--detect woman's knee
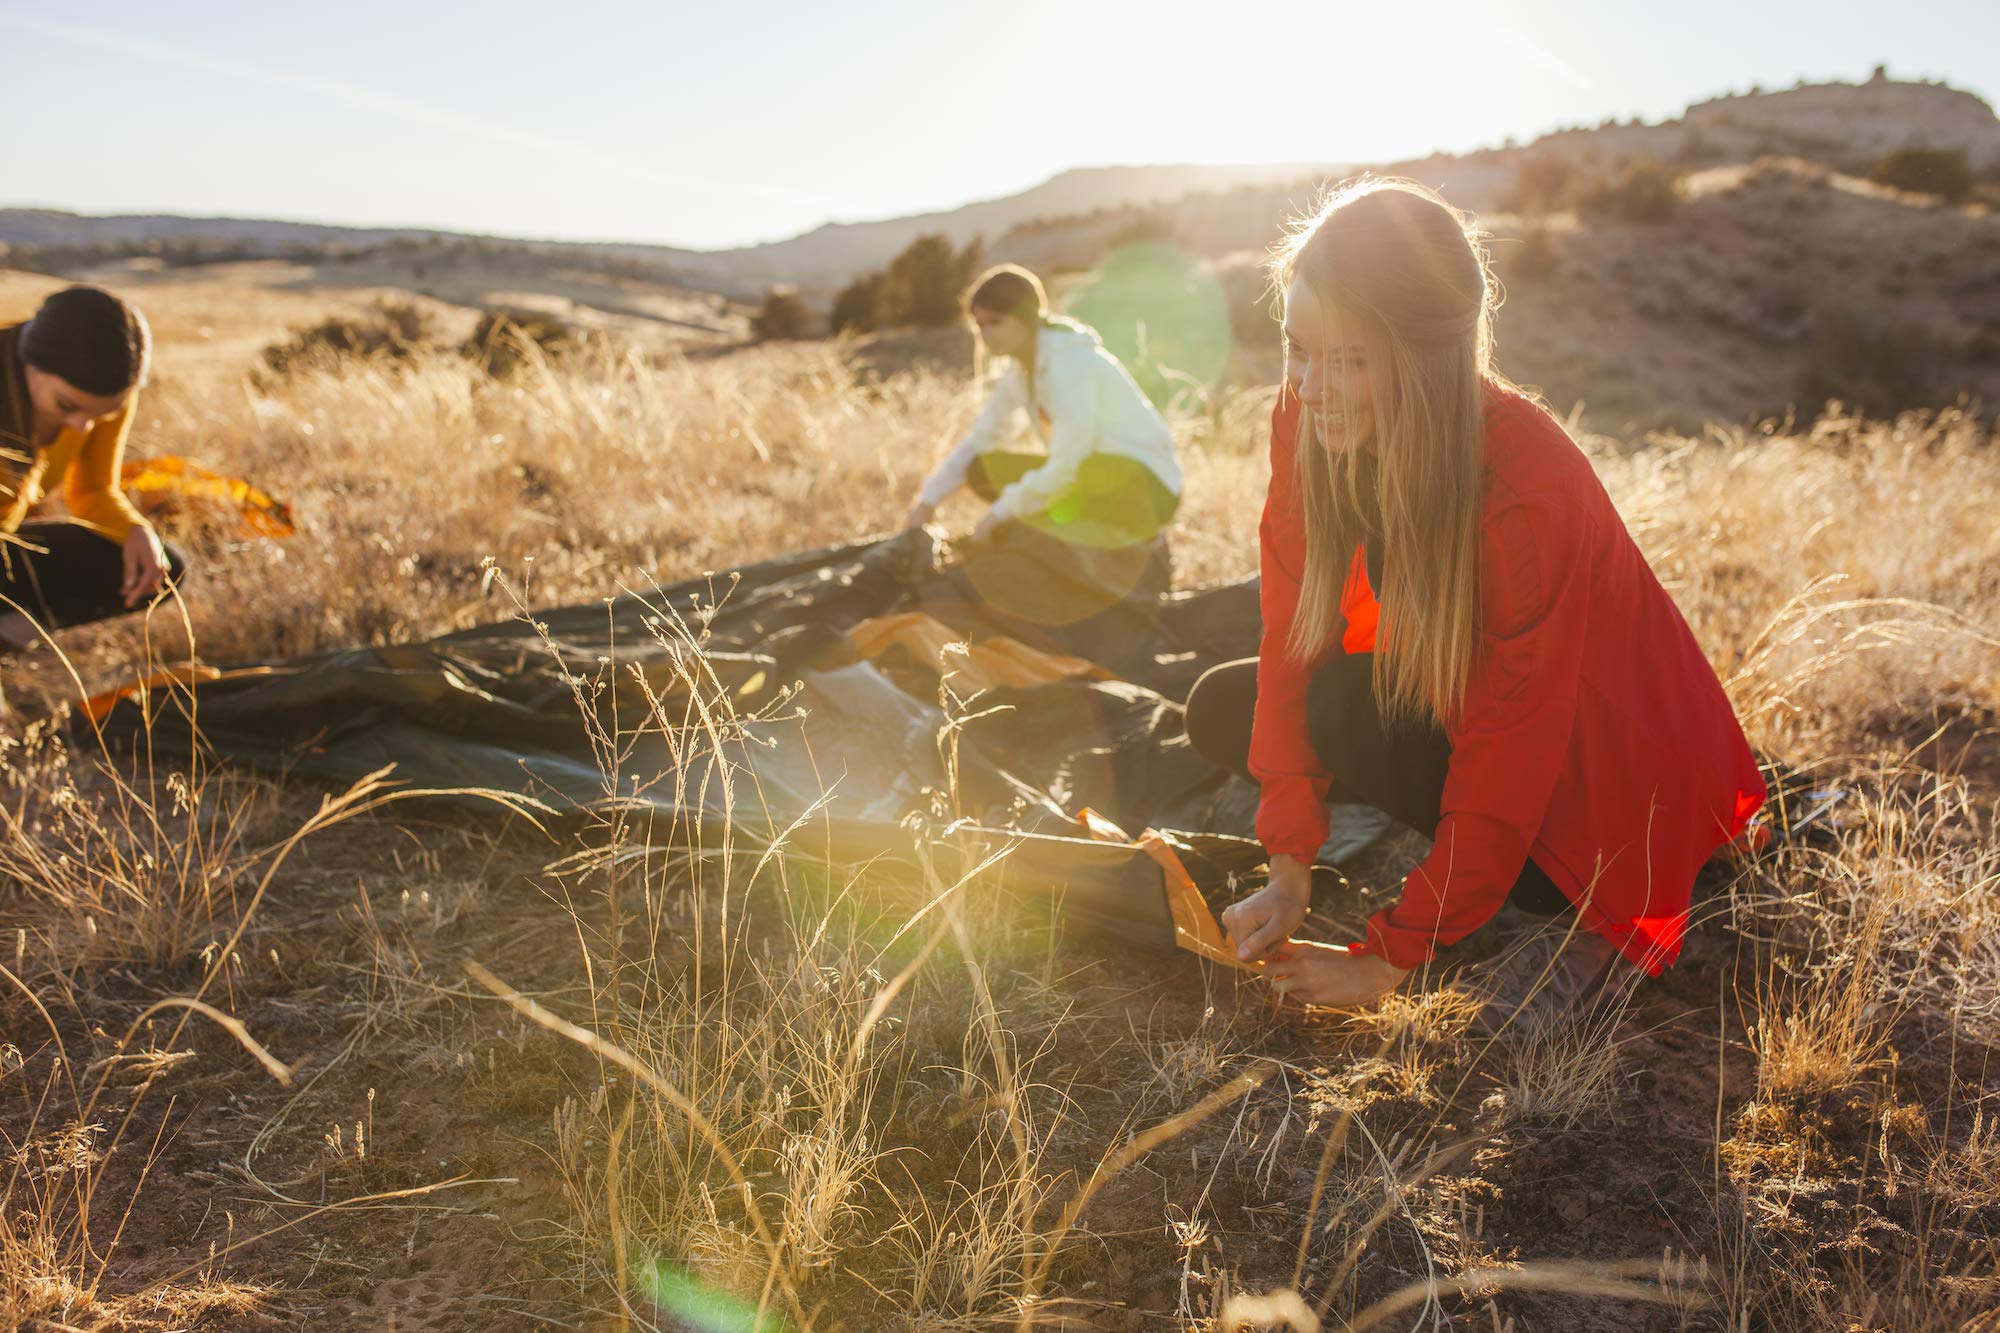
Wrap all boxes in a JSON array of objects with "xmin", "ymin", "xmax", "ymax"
[{"xmin": 1183, "ymin": 658, "xmax": 1258, "ymax": 778}]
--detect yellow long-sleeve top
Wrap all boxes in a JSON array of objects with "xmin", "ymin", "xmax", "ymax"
[{"xmin": 0, "ymin": 321, "xmax": 149, "ymax": 542}]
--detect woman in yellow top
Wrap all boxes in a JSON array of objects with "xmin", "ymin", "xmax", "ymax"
[{"xmin": 0, "ymin": 285, "xmax": 183, "ymax": 654}]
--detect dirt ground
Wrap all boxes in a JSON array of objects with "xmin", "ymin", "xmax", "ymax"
[{"xmin": 16, "ymin": 731, "xmax": 1991, "ymax": 1330}]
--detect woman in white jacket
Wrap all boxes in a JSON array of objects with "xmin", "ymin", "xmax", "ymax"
[{"xmin": 907, "ymin": 265, "xmax": 1182, "ymax": 557}]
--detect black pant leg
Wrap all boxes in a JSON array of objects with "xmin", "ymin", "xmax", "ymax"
[
  {"xmin": 1183, "ymin": 658, "xmax": 1259, "ymax": 780},
  {"xmin": 0, "ymin": 521, "xmax": 189, "ymax": 630}
]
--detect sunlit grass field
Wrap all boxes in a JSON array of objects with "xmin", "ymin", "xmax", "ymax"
[{"xmin": 4, "ymin": 267, "xmax": 1999, "ymax": 1330}]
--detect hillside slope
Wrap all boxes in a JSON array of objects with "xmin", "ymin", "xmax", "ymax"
[{"xmin": 1493, "ymin": 159, "xmax": 2000, "ymax": 429}]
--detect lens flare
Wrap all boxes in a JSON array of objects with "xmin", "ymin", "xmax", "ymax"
[
  {"xmin": 1069, "ymin": 243, "xmax": 1232, "ymax": 411},
  {"xmin": 630, "ymin": 1257, "xmax": 788, "ymax": 1332}
]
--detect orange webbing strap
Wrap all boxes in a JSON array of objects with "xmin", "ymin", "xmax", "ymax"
[
  {"xmin": 81, "ymin": 663, "xmax": 286, "ymax": 723},
  {"xmin": 1075, "ymin": 808, "xmax": 1263, "ymax": 973}
]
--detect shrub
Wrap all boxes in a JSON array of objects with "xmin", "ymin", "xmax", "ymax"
[
  {"xmin": 1576, "ymin": 159, "xmax": 1685, "ymax": 224},
  {"xmin": 1869, "ymin": 147, "xmax": 1976, "ymax": 202},
  {"xmin": 1675, "ymin": 129, "xmax": 1718, "ymax": 165},
  {"xmin": 1582, "ymin": 160, "xmax": 1685, "ymax": 223},
  {"xmin": 1960, "ymin": 325, "xmax": 2000, "ymax": 364},
  {"xmin": 1497, "ymin": 154, "xmax": 1579, "ymax": 217},
  {"xmin": 1796, "ymin": 306, "xmax": 1957, "ymax": 417},
  {"xmin": 833, "ymin": 234, "xmax": 987, "ymax": 332},
  {"xmin": 879, "ymin": 234, "xmax": 984, "ymax": 327},
  {"xmin": 752, "ymin": 287, "xmax": 816, "ymax": 341},
  {"xmin": 1512, "ymin": 225, "xmax": 1563, "ymax": 279},
  {"xmin": 1107, "ymin": 210, "xmax": 1179, "ymax": 249},
  {"xmin": 464, "ymin": 307, "xmax": 590, "ymax": 378},
  {"xmin": 1216, "ymin": 257, "xmax": 1281, "ymax": 351},
  {"xmin": 830, "ymin": 272, "xmax": 885, "ymax": 334},
  {"xmin": 260, "ymin": 298, "xmax": 436, "ymax": 376}
]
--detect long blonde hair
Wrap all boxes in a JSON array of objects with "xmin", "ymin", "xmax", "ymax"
[{"xmin": 1273, "ymin": 178, "xmax": 1500, "ymax": 727}]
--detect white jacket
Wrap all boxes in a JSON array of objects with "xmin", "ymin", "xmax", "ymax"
[{"xmin": 918, "ymin": 324, "xmax": 1181, "ymax": 522}]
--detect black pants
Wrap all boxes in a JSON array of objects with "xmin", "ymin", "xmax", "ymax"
[
  {"xmin": 1183, "ymin": 653, "xmax": 1570, "ymax": 915},
  {"xmin": 0, "ymin": 521, "xmax": 190, "ymax": 632}
]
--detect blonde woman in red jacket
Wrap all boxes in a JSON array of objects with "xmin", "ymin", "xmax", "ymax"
[{"xmin": 1183, "ymin": 180, "xmax": 1764, "ymax": 1014}]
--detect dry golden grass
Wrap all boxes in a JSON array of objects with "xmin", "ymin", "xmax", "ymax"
[{"xmin": 2, "ymin": 275, "xmax": 1999, "ymax": 1329}]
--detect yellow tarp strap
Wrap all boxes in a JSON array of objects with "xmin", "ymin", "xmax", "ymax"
[
  {"xmin": 847, "ymin": 611, "xmax": 1110, "ymax": 694},
  {"xmin": 1075, "ymin": 807, "xmax": 1262, "ymax": 973},
  {"xmin": 121, "ymin": 456, "xmax": 297, "ymax": 538}
]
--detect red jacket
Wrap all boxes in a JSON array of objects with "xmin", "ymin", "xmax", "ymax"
[{"xmin": 1250, "ymin": 385, "xmax": 1764, "ymax": 973}]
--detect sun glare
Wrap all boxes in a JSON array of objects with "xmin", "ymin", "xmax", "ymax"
[{"xmin": 1043, "ymin": 0, "xmax": 1544, "ymax": 168}]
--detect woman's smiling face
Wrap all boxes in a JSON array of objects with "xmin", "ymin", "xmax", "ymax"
[{"xmin": 1283, "ymin": 277, "xmax": 1377, "ymax": 454}]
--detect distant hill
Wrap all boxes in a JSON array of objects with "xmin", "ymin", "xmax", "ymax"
[
  {"xmin": 986, "ymin": 73, "xmax": 2000, "ymax": 276},
  {"xmin": 0, "ymin": 210, "xmax": 451, "ymax": 251},
  {"xmin": 4, "ymin": 73, "xmax": 1994, "ymax": 302},
  {"xmin": 1, "ymin": 164, "xmax": 1336, "ymax": 300},
  {"xmin": 649, "ymin": 163, "xmax": 1344, "ymax": 291},
  {"xmin": 1682, "ymin": 71, "xmax": 2000, "ymax": 167}
]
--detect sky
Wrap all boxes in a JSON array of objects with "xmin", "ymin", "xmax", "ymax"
[{"xmin": 2, "ymin": 1, "xmax": 1995, "ymax": 251}]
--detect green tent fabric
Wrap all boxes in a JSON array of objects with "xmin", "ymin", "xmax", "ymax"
[{"xmin": 97, "ymin": 529, "xmax": 1390, "ymax": 952}]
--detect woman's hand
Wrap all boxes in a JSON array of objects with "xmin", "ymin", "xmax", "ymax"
[
  {"xmin": 121, "ymin": 526, "xmax": 167, "ymax": 606},
  {"xmin": 1221, "ymin": 854, "xmax": 1313, "ymax": 963},
  {"xmin": 904, "ymin": 501, "xmax": 936, "ymax": 530},
  {"xmin": 1265, "ymin": 940, "xmax": 1409, "ymax": 1008}
]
